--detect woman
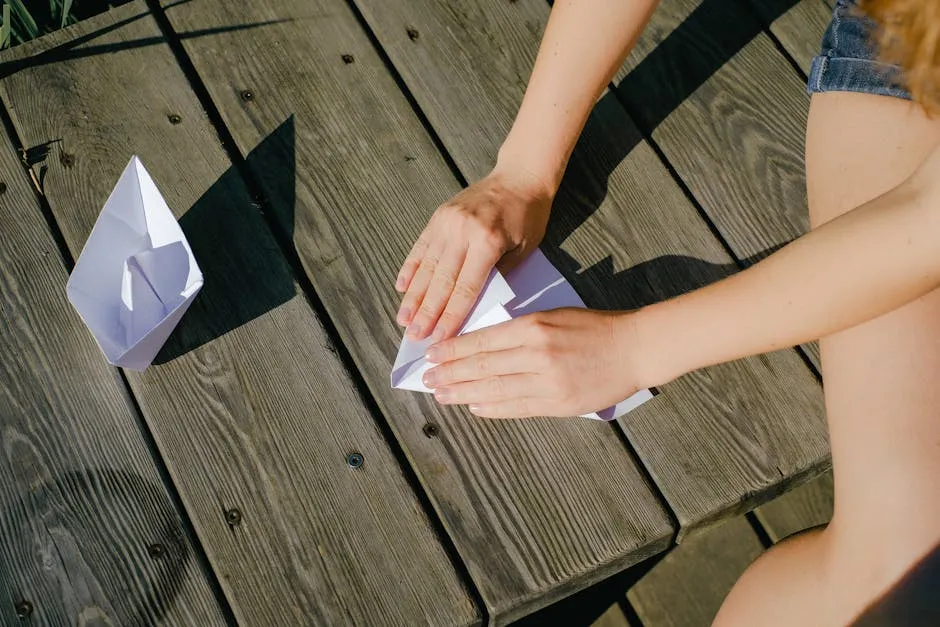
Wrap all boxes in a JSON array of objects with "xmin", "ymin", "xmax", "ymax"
[{"xmin": 395, "ymin": 0, "xmax": 940, "ymax": 623}]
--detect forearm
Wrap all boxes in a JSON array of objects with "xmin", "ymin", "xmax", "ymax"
[
  {"xmin": 632, "ymin": 151, "xmax": 940, "ymax": 387},
  {"xmin": 496, "ymin": 0, "xmax": 660, "ymax": 193}
]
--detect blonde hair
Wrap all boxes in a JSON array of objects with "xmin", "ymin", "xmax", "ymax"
[{"xmin": 862, "ymin": 0, "xmax": 940, "ymax": 111}]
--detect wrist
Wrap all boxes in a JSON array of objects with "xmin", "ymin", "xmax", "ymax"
[
  {"xmin": 615, "ymin": 304, "xmax": 687, "ymax": 390},
  {"xmin": 496, "ymin": 134, "xmax": 566, "ymax": 198}
]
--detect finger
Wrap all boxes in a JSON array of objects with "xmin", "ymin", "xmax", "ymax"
[
  {"xmin": 430, "ymin": 246, "xmax": 502, "ymax": 342},
  {"xmin": 423, "ymin": 347, "xmax": 531, "ymax": 388},
  {"xmin": 396, "ymin": 226, "xmax": 432, "ymax": 293},
  {"xmin": 397, "ymin": 240, "xmax": 444, "ymax": 326},
  {"xmin": 470, "ymin": 397, "xmax": 553, "ymax": 419},
  {"xmin": 433, "ymin": 373, "xmax": 540, "ymax": 406},
  {"xmin": 426, "ymin": 318, "xmax": 527, "ymax": 363},
  {"xmin": 406, "ymin": 247, "xmax": 467, "ymax": 340}
]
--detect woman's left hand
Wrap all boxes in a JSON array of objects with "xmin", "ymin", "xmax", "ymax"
[{"xmin": 422, "ymin": 308, "xmax": 646, "ymax": 418}]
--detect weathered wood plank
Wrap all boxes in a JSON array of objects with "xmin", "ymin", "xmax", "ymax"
[
  {"xmin": 614, "ymin": 0, "xmax": 822, "ymax": 369},
  {"xmin": 628, "ymin": 517, "xmax": 764, "ymax": 627},
  {"xmin": 157, "ymin": 0, "xmax": 677, "ymax": 621},
  {"xmin": 0, "ymin": 4, "xmax": 479, "ymax": 625},
  {"xmin": 345, "ymin": 0, "xmax": 827, "ymax": 537},
  {"xmin": 0, "ymin": 109, "xmax": 226, "ymax": 624},
  {"xmin": 591, "ymin": 604, "xmax": 634, "ymax": 627},
  {"xmin": 754, "ymin": 469, "xmax": 834, "ymax": 542},
  {"xmin": 750, "ymin": 0, "xmax": 832, "ymax": 74}
]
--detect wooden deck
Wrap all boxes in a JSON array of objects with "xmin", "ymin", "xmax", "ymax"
[{"xmin": 0, "ymin": 0, "xmax": 834, "ymax": 624}]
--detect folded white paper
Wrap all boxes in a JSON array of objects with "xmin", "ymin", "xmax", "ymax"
[
  {"xmin": 67, "ymin": 156, "xmax": 203, "ymax": 371},
  {"xmin": 391, "ymin": 250, "xmax": 654, "ymax": 420}
]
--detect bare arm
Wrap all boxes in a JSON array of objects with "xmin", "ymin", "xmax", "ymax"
[
  {"xmin": 635, "ymin": 144, "xmax": 940, "ymax": 387},
  {"xmin": 397, "ymin": 0, "xmax": 661, "ymax": 342},
  {"xmin": 496, "ymin": 0, "xmax": 662, "ymax": 192}
]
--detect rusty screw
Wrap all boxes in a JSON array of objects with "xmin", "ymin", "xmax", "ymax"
[
  {"xmin": 240, "ymin": 89, "xmax": 254, "ymax": 102},
  {"xmin": 346, "ymin": 452, "xmax": 364, "ymax": 469},
  {"xmin": 14, "ymin": 600, "xmax": 32, "ymax": 620},
  {"xmin": 341, "ymin": 54, "xmax": 355, "ymax": 64},
  {"xmin": 147, "ymin": 543, "xmax": 165, "ymax": 559},
  {"xmin": 422, "ymin": 423, "xmax": 439, "ymax": 438},
  {"xmin": 406, "ymin": 27, "xmax": 419, "ymax": 41},
  {"xmin": 167, "ymin": 113, "xmax": 182, "ymax": 125},
  {"xmin": 225, "ymin": 508, "xmax": 243, "ymax": 527}
]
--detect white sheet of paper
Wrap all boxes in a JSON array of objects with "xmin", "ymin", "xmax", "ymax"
[
  {"xmin": 391, "ymin": 249, "xmax": 654, "ymax": 420},
  {"xmin": 67, "ymin": 156, "xmax": 203, "ymax": 371}
]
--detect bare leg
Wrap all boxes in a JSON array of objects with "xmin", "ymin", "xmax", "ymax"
[{"xmin": 714, "ymin": 92, "xmax": 940, "ymax": 626}]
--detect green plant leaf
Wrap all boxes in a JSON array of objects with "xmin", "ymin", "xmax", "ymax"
[
  {"xmin": 1, "ymin": 4, "xmax": 11, "ymax": 50},
  {"xmin": 6, "ymin": 0, "xmax": 39, "ymax": 40},
  {"xmin": 60, "ymin": 0, "xmax": 73, "ymax": 29}
]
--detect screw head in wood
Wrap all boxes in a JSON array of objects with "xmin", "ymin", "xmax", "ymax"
[
  {"xmin": 14, "ymin": 600, "xmax": 32, "ymax": 619},
  {"xmin": 422, "ymin": 423, "xmax": 439, "ymax": 438},
  {"xmin": 147, "ymin": 543, "xmax": 165, "ymax": 559},
  {"xmin": 346, "ymin": 453, "xmax": 364, "ymax": 468},
  {"xmin": 167, "ymin": 113, "xmax": 182, "ymax": 125},
  {"xmin": 406, "ymin": 27, "xmax": 419, "ymax": 41},
  {"xmin": 341, "ymin": 54, "xmax": 355, "ymax": 64},
  {"xmin": 225, "ymin": 508, "xmax": 243, "ymax": 527},
  {"xmin": 240, "ymin": 89, "xmax": 254, "ymax": 102}
]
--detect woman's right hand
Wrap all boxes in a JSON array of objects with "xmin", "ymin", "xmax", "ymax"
[{"xmin": 396, "ymin": 165, "xmax": 554, "ymax": 342}]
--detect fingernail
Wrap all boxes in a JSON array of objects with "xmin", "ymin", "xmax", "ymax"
[
  {"xmin": 425, "ymin": 346, "xmax": 440, "ymax": 363},
  {"xmin": 395, "ymin": 277, "xmax": 406, "ymax": 291},
  {"xmin": 469, "ymin": 404, "xmax": 482, "ymax": 414},
  {"xmin": 434, "ymin": 387, "xmax": 451, "ymax": 403},
  {"xmin": 397, "ymin": 307, "xmax": 412, "ymax": 325},
  {"xmin": 423, "ymin": 369, "xmax": 438, "ymax": 388},
  {"xmin": 406, "ymin": 323, "xmax": 423, "ymax": 339}
]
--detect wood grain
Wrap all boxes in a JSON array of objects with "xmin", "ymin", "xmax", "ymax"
[
  {"xmin": 615, "ymin": 0, "xmax": 823, "ymax": 369},
  {"xmin": 157, "ymin": 0, "xmax": 678, "ymax": 622},
  {"xmin": 0, "ymin": 104, "xmax": 225, "ymax": 624},
  {"xmin": 346, "ymin": 0, "xmax": 827, "ymax": 539},
  {"xmin": 0, "ymin": 4, "xmax": 478, "ymax": 625},
  {"xmin": 628, "ymin": 517, "xmax": 764, "ymax": 627},
  {"xmin": 750, "ymin": 0, "xmax": 833, "ymax": 74},
  {"xmin": 754, "ymin": 469, "xmax": 834, "ymax": 542},
  {"xmin": 591, "ymin": 604, "xmax": 634, "ymax": 627}
]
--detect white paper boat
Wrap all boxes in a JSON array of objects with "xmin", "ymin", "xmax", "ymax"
[{"xmin": 67, "ymin": 156, "xmax": 203, "ymax": 371}]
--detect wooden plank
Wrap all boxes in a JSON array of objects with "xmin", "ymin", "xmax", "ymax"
[
  {"xmin": 344, "ymin": 0, "xmax": 827, "ymax": 537},
  {"xmin": 592, "ymin": 604, "xmax": 634, "ymax": 627},
  {"xmin": 614, "ymin": 0, "xmax": 822, "ymax": 369},
  {"xmin": 750, "ymin": 0, "xmax": 832, "ymax": 75},
  {"xmin": 754, "ymin": 469, "xmax": 833, "ymax": 542},
  {"xmin": 627, "ymin": 517, "xmax": 764, "ymax": 627},
  {"xmin": 0, "ymin": 111, "xmax": 225, "ymax": 623},
  {"xmin": 157, "ymin": 0, "xmax": 677, "ymax": 622},
  {"xmin": 0, "ymin": 5, "xmax": 479, "ymax": 626}
]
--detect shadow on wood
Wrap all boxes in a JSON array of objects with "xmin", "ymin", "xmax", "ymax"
[
  {"xmin": 0, "ymin": 468, "xmax": 193, "ymax": 624},
  {"xmin": 155, "ymin": 116, "xmax": 297, "ymax": 364},
  {"xmin": 508, "ymin": 552, "xmax": 666, "ymax": 627},
  {"xmin": 615, "ymin": 0, "xmax": 802, "ymax": 134},
  {"xmin": 541, "ymin": 95, "xmax": 786, "ymax": 313}
]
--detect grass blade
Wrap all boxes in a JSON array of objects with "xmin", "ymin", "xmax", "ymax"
[
  {"xmin": 1, "ymin": 4, "xmax": 10, "ymax": 49},
  {"xmin": 6, "ymin": 0, "xmax": 39, "ymax": 40},
  {"xmin": 60, "ymin": 0, "xmax": 73, "ymax": 29}
]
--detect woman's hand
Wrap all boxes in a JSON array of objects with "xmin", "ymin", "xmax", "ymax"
[
  {"xmin": 396, "ymin": 165, "xmax": 553, "ymax": 342},
  {"xmin": 421, "ymin": 308, "xmax": 649, "ymax": 418}
]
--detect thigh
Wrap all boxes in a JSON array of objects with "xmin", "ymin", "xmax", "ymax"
[
  {"xmin": 716, "ymin": 92, "xmax": 940, "ymax": 627},
  {"xmin": 806, "ymin": 91, "xmax": 940, "ymax": 553}
]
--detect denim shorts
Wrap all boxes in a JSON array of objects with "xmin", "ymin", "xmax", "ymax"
[{"xmin": 807, "ymin": 0, "xmax": 911, "ymax": 100}]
